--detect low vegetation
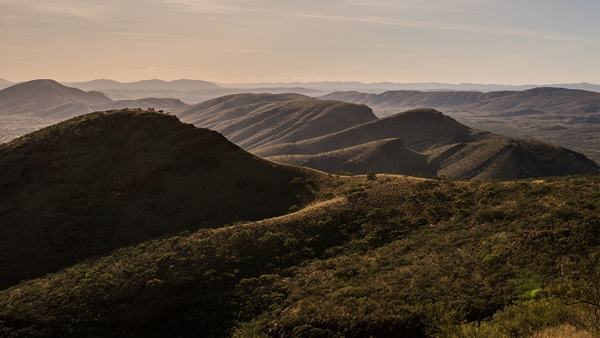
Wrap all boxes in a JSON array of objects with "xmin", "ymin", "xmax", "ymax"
[
  {"xmin": 0, "ymin": 110, "xmax": 322, "ymax": 289},
  {"xmin": 1, "ymin": 173, "xmax": 598, "ymax": 337}
]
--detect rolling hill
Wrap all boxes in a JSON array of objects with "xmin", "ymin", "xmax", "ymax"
[
  {"xmin": 223, "ymin": 81, "xmax": 600, "ymax": 92},
  {"xmin": 259, "ymin": 110, "xmax": 599, "ymax": 179},
  {"xmin": 176, "ymin": 93, "xmax": 378, "ymax": 149},
  {"xmin": 321, "ymin": 88, "xmax": 600, "ymax": 164},
  {"xmin": 2, "ymin": 86, "xmax": 598, "ymax": 181},
  {"xmin": 255, "ymin": 108, "xmax": 482, "ymax": 156},
  {"xmin": 174, "ymin": 96, "xmax": 599, "ymax": 179},
  {"xmin": 0, "ymin": 80, "xmax": 188, "ymax": 120},
  {"xmin": 0, "ymin": 79, "xmax": 113, "ymax": 118},
  {"xmin": 0, "ymin": 110, "xmax": 323, "ymax": 289}
]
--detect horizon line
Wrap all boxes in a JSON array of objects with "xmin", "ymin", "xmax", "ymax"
[{"xmin": 1, "ymin": 78, "xmax": 598, "ymax": 87}]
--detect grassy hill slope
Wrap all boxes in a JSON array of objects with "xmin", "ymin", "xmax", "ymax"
[
  {"xmin": 0, "ymin": 174, "xmax": 598, "ymax": 337},
  {"xmin": 266, "ymin": 138, "xmax": 428, "ymax": 175},
  {"xmin": 175, "ymin": 93, "xmax": 378, "ymax": 149},
  {"xmin": 0, "ymin": 110, "xmax": 322, "ymax": 289},
  {"xmin": 254, "ymin": 108, "xmax": 482, "ymax": 157},
  {"xmin": 255, "ymin": 109, "xmax": 600, "ymax": 179}
]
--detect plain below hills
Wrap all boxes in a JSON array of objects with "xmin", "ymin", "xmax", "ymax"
[
  {"xmin": 0, "ymin": 110, "xmax": 323, "ymax": 289},
  {"xmin": 173, "ymin": 94, "xmax": 600, "ymax": 180}
]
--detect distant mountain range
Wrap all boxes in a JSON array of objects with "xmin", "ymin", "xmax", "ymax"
[
  {"xmin": 321, "ymin": 88, "xmax": 600, "ymax": 164},
  {"xmin": 2, "ymin": 79, "xmax": 599, "ymax": 172},
  {"xmin": 0, "ymin": 79, "xmax": 186, "ymax": 120},
  {"xmin": 221, "ymin": 81, "xmax": 600, "ymax": 93},
  {"xmin": 63, "ymin": 78, "xmax": 221, "ymax": 91},
  {"xmin": 2, "ymin": 78, "xmax": 598, "ymax": 94},
  {"xmin": 174, "ymin": 93, "xmax": 599, "ymax": 180},
  {"xmin": 320, "ymin": 88, "xmax": 600, "ymax": 116}
]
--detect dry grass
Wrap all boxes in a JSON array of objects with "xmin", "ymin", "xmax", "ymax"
[{"xmin": 534, "ymin": 325, "xmax": 594, "ymax": 338}]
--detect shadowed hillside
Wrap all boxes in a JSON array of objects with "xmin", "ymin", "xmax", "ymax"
[
  {"xmin": 175, "ymin": 93, "xmax": 378, "ymax": 149},
  {"xmin": 0, "ymin": 173, "xmax": 598, "ymax": 337},
  {"xmin": 0, "ymin": 110, "xmax": 323, "ymax": 289},
  {"xmin": 255, "ymin": 108, "xmax": 600, "ymax": 179},
  {"xmin": 255, "ymin": 108, "xmax": 482, "ymax": 156}
]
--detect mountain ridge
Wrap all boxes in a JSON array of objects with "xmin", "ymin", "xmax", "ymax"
[
  {"xmin": 176, "ymin": 93, "xmax": 378, "ymax": 150},
  {"xmin": 0, "ymin": 79, "xmax": 188, "ymax": 120},
  {"xmin": 64, "ymin": 78, "xmax": 221, "ymax": 91},
  {"xmin": 253, "ymin": 108, "xmax": 599, "ymax": 179},
  {"xmin": 320, "ymin": 87, "xmax": 600, "ymax": 164},
  {"xmin": 222, "ymin": 81, "xmax": 600, "ymax": 92},
  {"xmin": 320, "ymin": 87, "xmax": 600, "ymax": 115}
]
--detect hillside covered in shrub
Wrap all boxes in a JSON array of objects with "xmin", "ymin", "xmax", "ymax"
[{"xmin": 0, "ymin": 110, "xmax": 598, "ymax": 337}]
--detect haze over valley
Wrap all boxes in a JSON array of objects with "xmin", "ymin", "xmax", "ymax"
[{"xmin": 2, "ymin": 79, "xmax": 599, "ymax": 166}]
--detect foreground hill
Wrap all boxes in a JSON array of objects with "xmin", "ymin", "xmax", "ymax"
[
  {"xmin": 0, "ymin": 80, "xmax": 188, "ymax": 120},
  {"xmin": 176, "ymin": 93, "xmax": 378, "ymax": 149},
  {"xmin": 0, "ymin": 110, "xmax": 322, "ymax": 289},
  {"xmin": 0, "ymin": 173, "xmax": 598, "ymax": 337}
]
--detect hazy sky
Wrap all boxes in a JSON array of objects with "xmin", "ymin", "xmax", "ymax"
[{"xmin": 1, "ymin": 0, "xmax": 599, "ymax": 84}]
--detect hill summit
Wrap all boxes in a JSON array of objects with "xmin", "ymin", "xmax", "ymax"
[{"xmin": 0, "ymin": 109, "xmax": 322, "ymax": 289}]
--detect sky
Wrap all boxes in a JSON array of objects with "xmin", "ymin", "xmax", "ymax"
[{"xmin": 0, "ymin": 0, "xmax": 599, "ymax": 84}]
